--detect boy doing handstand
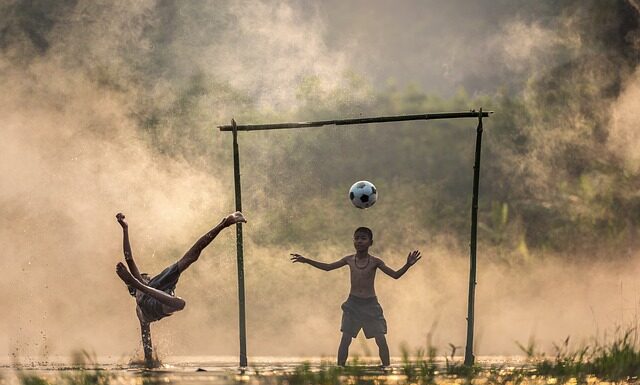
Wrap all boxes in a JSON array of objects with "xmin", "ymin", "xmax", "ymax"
[{"xmin": 291, "ymin": 227, "xmax": 421, "ymax": 367}]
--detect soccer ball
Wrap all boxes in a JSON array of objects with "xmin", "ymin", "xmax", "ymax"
[{"xmin": 349, "ymin": 181, "xmax": 377, "ymax": 209}]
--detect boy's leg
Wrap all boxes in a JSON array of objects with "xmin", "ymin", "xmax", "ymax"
[
  {"xmin": 140, "ymin": 321, "xmax": 154, "ymax": 367},
  {"xmin": 337, "ymin": 333, "xmax": 352, "ymax": 366},
  {"xmin": 116, "ymin": 262, "xmax": 185, "ymax": 311},
  {"xmin": 374, "ymin": 335, "xmax": 390, "ymax": 367},
  {"xmin": 177, "ymin": 212, "xmax": 246, "ymax": 272}
]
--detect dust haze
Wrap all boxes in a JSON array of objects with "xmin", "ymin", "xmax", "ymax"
[{"xmin": 1, "ymin": 0, "xmax": 640, "ymax": 362}]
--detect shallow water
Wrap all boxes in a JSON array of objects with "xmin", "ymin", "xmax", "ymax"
[{"xmin": 0, "ymin": 356, "xmax": 533, "ymax": 385}]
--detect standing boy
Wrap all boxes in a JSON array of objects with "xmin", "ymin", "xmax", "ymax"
[{"xmin": 291, "ymin": 227, "xmax": 421, "ymax": 367}]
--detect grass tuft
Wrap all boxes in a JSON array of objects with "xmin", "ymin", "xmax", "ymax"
[
  {"xmin": 18, "ymin": 350, "xmax": 112, "ymax": 385},
  {"xmin": 518, "ymin": 327, "xmax": 640, "ymax": 382}
]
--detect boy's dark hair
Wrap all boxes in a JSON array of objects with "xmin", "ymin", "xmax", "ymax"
[{"xmin": 354, "ymin": 227, "xmax": 373, "ymax": 240}]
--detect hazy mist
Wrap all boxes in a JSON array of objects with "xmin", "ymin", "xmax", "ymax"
[{"xmin": 1, "ymin": 0, "xmax": 640, "ymax": 363}]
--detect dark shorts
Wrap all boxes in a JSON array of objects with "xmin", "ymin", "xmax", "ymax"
[
  {"xmin": 138, "ymin": 263, "xmax": 182, "ymax": 322},
  {"xmin": 148, "ymin": 262, "xmax": 182, "ymax": 293},
  {"xmin": 341, "ymin": 295, "xmax": 387, "ymax": 339}
]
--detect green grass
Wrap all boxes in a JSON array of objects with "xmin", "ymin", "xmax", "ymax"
[
  {"xmin": 18, "ymin": 375, "xmax": 50, "ymax": 385},
  {"xmin": 17, "ymin": 350, "xmax": 112, "ymax": 385},
  {"xmin": 281, "ymin": 327, "xmax": 640, "ymax": 384},
  {"xmin": 278, "ymin": 361, "xmax": 343, "ymax": 385},
  {"xmin": 518, "ymin": 327, "xmax": 640, "ymax": 382},
  {"xmin": 400, "ymin": 345, "xmax": 437, "ymax": 385},
  {"xmin": 399, "ymin": 343, "xmax": 484, "ymax": 383},
  {"xmin": 18, "ymin": 371, "xmax": 111, "ymax": 385},
  {"xmin": 13, "ymin": 331, "xmax": 640, "ymax": 385}
]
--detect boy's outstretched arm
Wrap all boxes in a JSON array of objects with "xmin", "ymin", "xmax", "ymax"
[
  {"xmin": 378, "ymin": 250, "xmax": 422, "ymax": 279},
  {"xmin": 290, "ymin": 253, "xmax": 347, "ymax": 271},
  {"xmin": 116, "ymin": 213, "xmax": 143, "ymax": 282}
]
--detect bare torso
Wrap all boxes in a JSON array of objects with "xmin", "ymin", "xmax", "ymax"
[{"xmin": 345, "ymin": 254, "xmax": 380, "ymax": 298}]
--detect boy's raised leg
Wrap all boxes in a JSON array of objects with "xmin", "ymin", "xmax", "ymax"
[
  {"xmin": 177, "ymin": 211, "xmax": 246, "ymax": 272},
  {"xmin": 337, "ymin": 333, "xmax": 352, "ymax": 366}
]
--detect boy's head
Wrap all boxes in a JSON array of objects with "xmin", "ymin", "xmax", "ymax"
[{"xmin": 353, "ymin": 227, "xmax": 373, "ymax": 252}]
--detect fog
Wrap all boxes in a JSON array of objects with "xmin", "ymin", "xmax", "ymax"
[{"xmin": 1, "ymin": 0, "xmax": 640, "ymax": 362}]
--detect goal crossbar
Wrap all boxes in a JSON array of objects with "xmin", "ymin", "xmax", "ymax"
[{"xmin": 219, "ymin": 110, "xmax": 492, "ymax": 131}]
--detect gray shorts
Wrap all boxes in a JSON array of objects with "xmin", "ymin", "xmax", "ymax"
[
  {"xmin": 138, "ymin": 263, "xmax": 182, "ymax": 322},
  {"xmin": 341, "ymin": 295, "xmax": 387, "ymax": 339},
  {"xmin": 148, "ymin": 262, "xmax": 182, "ymax": 293}
]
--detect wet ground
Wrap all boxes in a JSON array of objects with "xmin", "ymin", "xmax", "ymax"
[{"xmin": 0, "ymin": 356, "xmax": 532, "ymax": 385}]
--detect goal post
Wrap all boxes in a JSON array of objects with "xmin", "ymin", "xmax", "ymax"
[{"xmin": 218, "ymin": 109, "xmax": 492, "ymax": 367}]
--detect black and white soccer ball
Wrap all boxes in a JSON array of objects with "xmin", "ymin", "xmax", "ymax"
[{"xmin": 349, "ymin": 181, "xmax": 378, "ymax": 209}]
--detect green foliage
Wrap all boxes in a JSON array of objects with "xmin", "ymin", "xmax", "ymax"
[
  {"xmin": 126, "ymin": 59, "xmax": 640, "ymax": 260},
  {"xmin": 442, "ymin": 344, "xmax": 480, "ymax": 380},
  {"xmin": 5, "ymin": 0, "xmax": 630, "ymax": 259},
  {"xmin": 18, "ymin": 369, "xmax": 111, "ymax": 385},
  {"xmin": 400, "ymin": 344, "xmax": 437, "ymax": 385},
  {"xmin": 277, "ymin": 328, "xmax": 640, "ymax": 384},
  {"xmin": 518, "ymin": 328, "xmax": 640, "ymax": 382},
  {"xmin": 280, "ymin": 361, "xmax": 340, "ymax": 385},
  {"xmin": 15, "ymin": 351, "xmax": 112, "ymax": 385},
  {"xmin": 278, "ymin": 360, "xmax": 383, "ymax": 385},
  {"xmin": 13, "ymin": 334, "xmax": 640, "ymax": 385},
  {"xmin": 18, "ymin": 375, "xmax": 50, "ymax": 385}
]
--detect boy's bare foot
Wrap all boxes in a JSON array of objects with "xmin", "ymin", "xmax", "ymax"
[
  {"xmin": 116, "ymin": 213, "xmax": 128, "ymax": 229},
  {"xmin": 223, "ymin": 211, "xmax": 246, "ymax": 227},
  {"xmin": 116, "ymin": 262, "xmax": 138, "ymax": 287}
]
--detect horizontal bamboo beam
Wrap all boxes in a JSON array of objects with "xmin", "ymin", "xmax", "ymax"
[{"xmin": 218, "ymin": 110, "xmax": 493, "ymax": 132}]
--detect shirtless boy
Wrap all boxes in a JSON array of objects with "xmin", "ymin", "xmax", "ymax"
[
  {"xmin": 290, "ymin": 227, "xmax": 421, "ymax": 367},
  {"xmin": 115, "ymin": 211, "xmax": 246, "ymax": 325}
]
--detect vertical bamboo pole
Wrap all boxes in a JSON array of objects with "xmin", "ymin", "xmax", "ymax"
[
  {"xmin": 464, "ymin": 108, "xmax": 483, "ymax": 366},
  {"xmin": 232, "ymin": 119, "xmax": 248, "ymax": 367},
  {"xmin": 141, "ymin": 322, "xmax": 153, "ymax": 367}
]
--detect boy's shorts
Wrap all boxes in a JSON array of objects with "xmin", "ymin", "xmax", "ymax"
[
  {"xmin": 340, "ymin": 295, "xmax": 387, "ymax": 339},
  {"xmin": 148, "ymin": 262, "xmax": 182, "ymax": 294},
  {"xmin": 138, "ymin": 263, "xmax": 182, "ymax": 322}
]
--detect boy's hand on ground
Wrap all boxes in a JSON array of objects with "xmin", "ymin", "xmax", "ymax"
[
  {"xmin": 407, "ymin": 250, "xmax": 421, "ymax": 266},
  {"xmin": 223, "ymin": 211, "xmax": 246, "ymax": 227},
  {"xmin": 290, "ymin": 253, "xmax": 307, "ymax": 264},
  {"xmin": 116, "ymin": 213, "xmax": 128, "ymax": 229}
]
